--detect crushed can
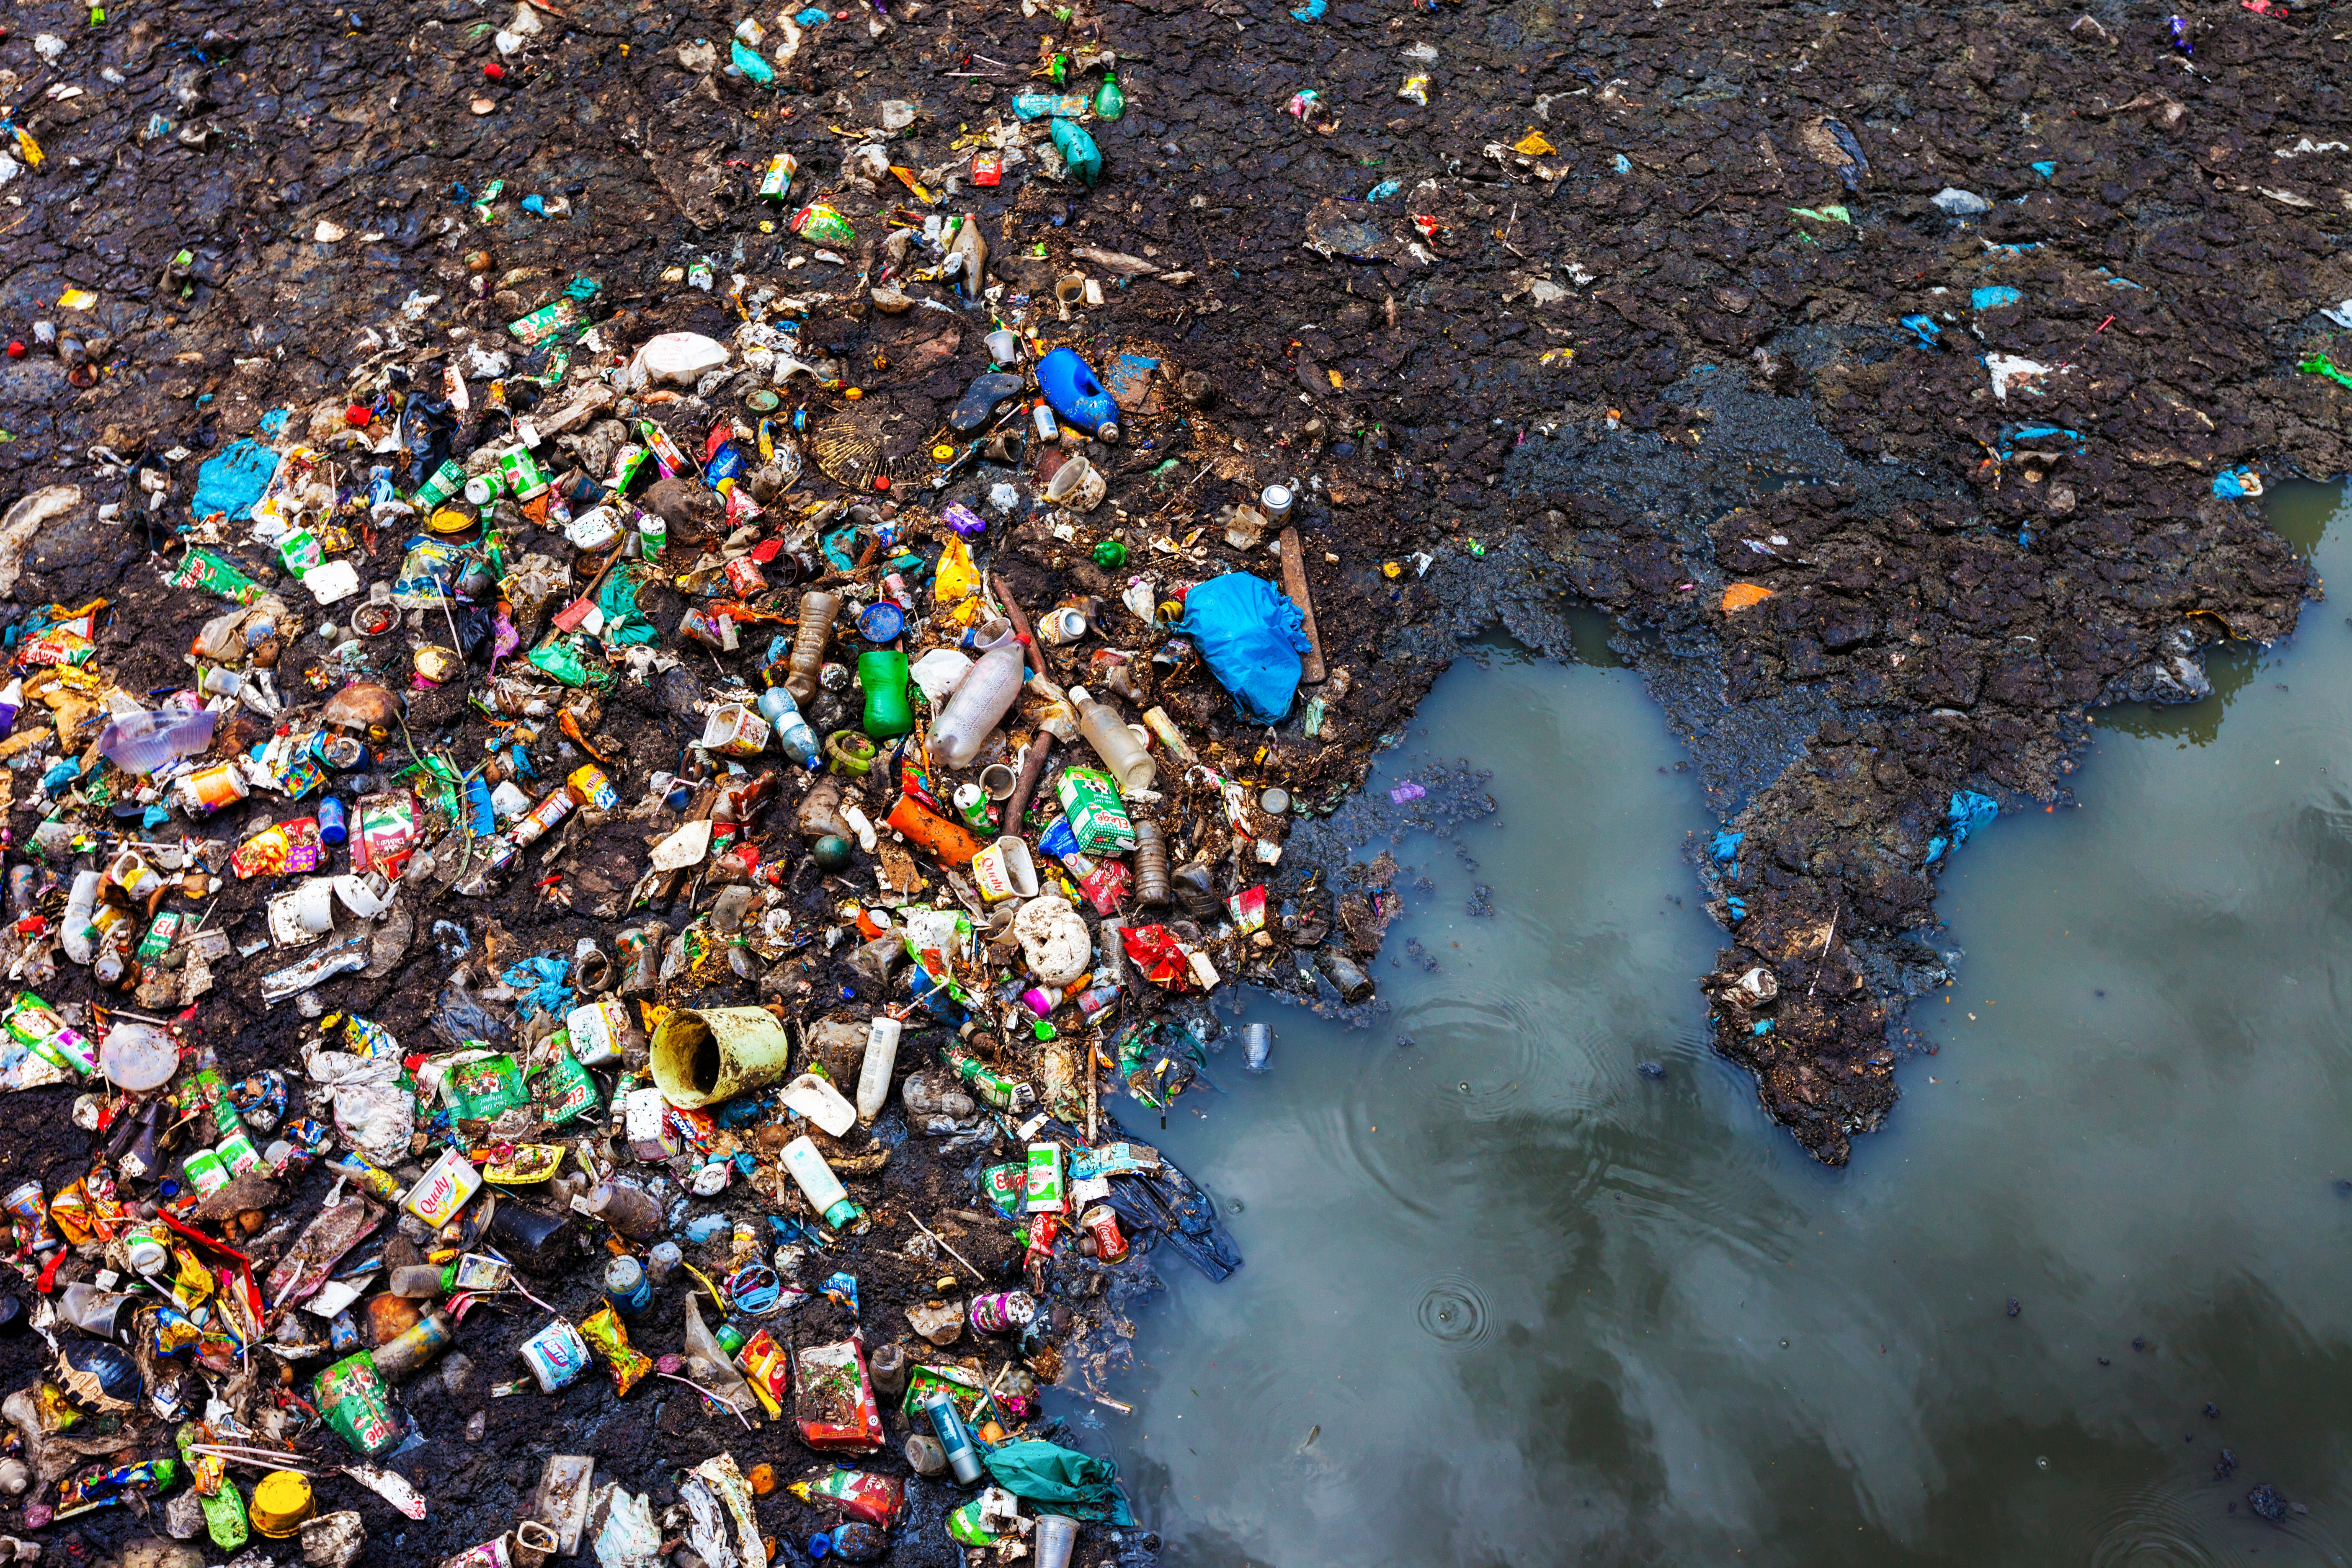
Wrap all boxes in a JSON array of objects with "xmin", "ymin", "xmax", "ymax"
[{"xmin": 1023, "ymin": 1142, "xmax": 1066, "ymax": 1214}]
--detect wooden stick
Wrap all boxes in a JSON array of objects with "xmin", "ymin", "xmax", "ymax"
[
  {"xmin": 1276, "ymin": 526, "xmax": 1326, "ymax": 684},
  {"xmin": 905, "ymin": 1210, "xmax": 988, "ymax": 1283}
]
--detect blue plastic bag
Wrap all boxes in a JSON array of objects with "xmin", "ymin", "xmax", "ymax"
[
  {"xmin": 191, "ymin": 437, "xmax": 279, "ymax": 523},
  {"xmin": 1176, "ymin": 573, "xmax": 1313, "ymax": 725}
]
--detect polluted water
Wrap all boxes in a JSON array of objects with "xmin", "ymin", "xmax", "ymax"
[{"xmin": 1099, "ymin": 483, "xmax": 2352, "ymax": 1565}]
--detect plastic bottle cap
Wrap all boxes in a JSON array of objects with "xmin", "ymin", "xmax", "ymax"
[{"xmin": 250, "ymin": 1471, "xmax": 315, "ymax": 1537}]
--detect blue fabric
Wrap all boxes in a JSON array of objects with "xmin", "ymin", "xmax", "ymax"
[
  {"xmin": 1177, "ymin": 573, "xmax": 1312, "ymax": 725},
  {"xmin": 191, "ymin": 438, "xmax": 279, "ymax": 522}
]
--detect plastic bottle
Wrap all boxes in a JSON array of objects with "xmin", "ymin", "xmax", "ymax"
[
  {"xmin": 389, "ymin": 1264, "xmax": 447, "ymax": 1298},
  {"xmin": 856, "ymin": 1017, "xmax": 902, "ymax": 1122},
  {"xmin": 1035, "ymin": 348, "xmax": 1120, "ymax": 441},
  {"xmin": 580, "ymin": 1181, "xmax": 664, "ymax": 1241},
  {"xmin": 757, "ymin": 687, "xmax": 823, "ymax": 769},
  {"xmin": 781, "ymin": 1136, "xmax": 865, "ymax": 1230},
  {"xmin": 1094, "ymin": 69, "xmax": 1124, "ymax": 119},
  {"xmin": 1068, "ymin": 686, "xmax": 1155, "ymax": 792},
  {"xmin": 927, "ymin": 641, "xmax": 1027, "ymax": 770},
  {"xmin": 857, "ymin": 651, "xmax": 913, "ymax": 739},
  {"xmin": 60, "ymin": 869, "xmax": 102, "ymax": 965},
  {"xmin": 784, "ymin": 591, "xmax": 841, "ymax": 704},
  {"xmin": 1130, "ymin": 820, "xmax": 1172, "ymax": 905}
]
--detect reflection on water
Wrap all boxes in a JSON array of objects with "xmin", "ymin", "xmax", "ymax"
[{"xmin": 1089, "ymin": 484, "xmax": 2352, "ymax": 1565}]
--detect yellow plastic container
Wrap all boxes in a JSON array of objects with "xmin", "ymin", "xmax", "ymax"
[
  {"xmin": 650, "ymin": 1006, "xmax": 795, "ymax": 1109},
  {"xmin": 250, "ymin": 1470, "xmax": 315, "ymax": 1537}
]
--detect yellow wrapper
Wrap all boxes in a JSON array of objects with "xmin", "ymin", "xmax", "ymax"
[{"xmin": 580, "ymin": 1302, "xmax": 650, "ymax": 1397}]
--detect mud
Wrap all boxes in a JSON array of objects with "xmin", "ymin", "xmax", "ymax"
[{"xmin": 1, "ymin": 0, "xmax": 2351, "ymax": 1555}]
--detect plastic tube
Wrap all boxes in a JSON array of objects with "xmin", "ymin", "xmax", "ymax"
[{"xmin": 928, "ymin": 640, "xmax": 1027, "ymax": 769}]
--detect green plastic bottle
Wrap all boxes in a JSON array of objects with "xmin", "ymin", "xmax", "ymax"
[
  {"xmin": 1094, "ymin": 69, "xmax": 1125, "ymax": 121},
  {"xmin": 858, "ymin": 650, "xmax": 914, "ymax": 739}
]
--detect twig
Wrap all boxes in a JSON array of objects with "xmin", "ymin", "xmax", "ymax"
[
  {"xmin": 1807, "ymin": 905, "xmax": 1841, "ymax": 998},
  {"xmin": 905, "ymin": 1211, "xmax": 987, "ymax": 1283}
]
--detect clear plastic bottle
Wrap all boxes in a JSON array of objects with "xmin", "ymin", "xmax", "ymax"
[
  {"xmin": 928, "ymin": 641, "xmax": 1027, "ymax": 769},
  {"xmin": 1068, "ymin": 686, "xmax": 1156, "ymax": 792},
  {"xmin": 1130, "ymin": 820, "xmax": 1172, "ymax": 905},
  {"xmin": 784, "ymin": 591, "xmax": 841, "ymax": 704}
]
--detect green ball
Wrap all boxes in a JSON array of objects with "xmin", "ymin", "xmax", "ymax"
[
  {"xmin": 1091, "ymin": 540, "xmax": 1129, "ymax": 569},
  {"xmin": 812, "ymin": 835, "xmax": 855, "ymax": 872}
]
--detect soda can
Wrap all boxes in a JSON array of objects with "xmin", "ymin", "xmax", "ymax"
[
  {"xmin": 316, "ymin": 796, "xmax": 348, "ymax": 844},
  {"xmin": 952, "ymin": 782, "xmax": 995, "ymax": 833},
  {"xmin": 462, "ymin": 473, "xmax": 503, "ymax": 508},
  {"xmin": 181, "ymin": 1146, "xmax": 231, "ymax": 1197},
  {"xmin": 759, "ymin": 152, "xmax": 798, "ymax": 202},
  {"xmin": 178, "ymin": 761, "xmax": 250, "ymax": 816},
  {"xmin": 414, "ymin": 459, "xmax": 468, "ymax": 510},
  {"xmin": 4, "ymin": 1180, "xmax": 55, "ymax": 1253},
  {"xmin": 567, "ymin": 763, "xmax": 618, "ymax": 811},
  {"xmin": 518, "ymin": 1316, "xmax": 593, "ymax": 1393},
  {"xmin": 969, "ymin": 1289, "xmax": 1037, "ymax": 1336},
  {"xmin": 637, "ymin": 512, "xmax": 667, "ymax": 557},
  {"xmin": 497, "ymin": 445, "xmax": 550, "ymax": 501},
  {"xmin": 603, "ymin": 1254, "xmax": 652, "ymax": 1315},
  {"xmin": 723, "ymin": 555, "xmax": 766, "ymax": 595},
  {"xmin": 1081, "ymin": 1204, "xmax": 1128, "ymax": 1262},
  {"xmin": 1023, "ymin": 1142, "xmax": 1065, "ymax": 1214}
]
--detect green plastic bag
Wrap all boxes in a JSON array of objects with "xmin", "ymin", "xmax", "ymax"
[{"xmin": 980, "ymin": 1440, "xmax": 1134, "ymax": 1525}]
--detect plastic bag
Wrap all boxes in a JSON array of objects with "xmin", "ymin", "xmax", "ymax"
[
  {"xmin": 934, "ymin": 534, "xmax": 980, "ymax": 603},
  {"xmin": 1175, "ymin": 573, "xmax": 1313, "ymax": 724},
  {"xmin": 594, "ymin": 1488, "xmax": 663, "ymax": 1568}
]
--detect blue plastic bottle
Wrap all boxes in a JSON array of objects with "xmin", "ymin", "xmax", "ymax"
[
  {"xmin": 1036, "ymin": 348, "xmax": 1120, "ymax": 441},
  {"xmin": 757, "ymin": 687, "xmax": 824, "ymax": 769}
]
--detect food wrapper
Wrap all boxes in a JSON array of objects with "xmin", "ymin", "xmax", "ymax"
[
  {"xmin": 55, "ymin": 1456, "xmax": 178, "ymax": 1519},
  {"xmin": 1119, "ymin": 923, "xmax": 1195, "ymax": 990},
  {"xmin": 793, "ymin": 1336, "xmax": 885, "ymax": 1452},
  {"xmin": 580, "ymin": 1301, "xmax": 650, "ymax": 1396},
  {"xmin": 738, "ymin": 1327, "xmax": 793, "ymax": 1410},
  {"xmin": 446, "ymin": 1054, "xmax": 529, "ymax": 1119},
  {"xmin": 231, "ymin": 818, "xmax": 324, "ymax": 879},
  {"xmin": 162, "ymin": 549, "xmax": 264, "ymax": 606},
  {"xmin": 899, "ymin": 1362, "xmax": 991, "ymax": 1423},
  {"xmin": 789, "ymin": 1467, "xmax": 907, "ymax": 1527}
]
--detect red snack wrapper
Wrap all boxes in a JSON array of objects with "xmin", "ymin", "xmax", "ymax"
[{"xmin": 792, "ymin": 1336, "xmax": 885, "ymax": 1452}]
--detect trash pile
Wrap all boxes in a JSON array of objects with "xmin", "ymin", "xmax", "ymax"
[{"xmin": 0, "ymin": 120, "xmax": 1396, "ymax": 1558}]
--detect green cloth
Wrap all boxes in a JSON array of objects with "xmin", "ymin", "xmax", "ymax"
[{"xmin": 980, "ymin": 1440, "xmax": 1134, "ymax": 1525}]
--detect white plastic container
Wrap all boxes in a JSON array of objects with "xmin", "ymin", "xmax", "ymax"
[{"xmin": 856, "ymin": 1017, "xmax": 903, "ymax": 1122}]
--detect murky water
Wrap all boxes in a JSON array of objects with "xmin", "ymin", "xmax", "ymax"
[{"xmin": 1091, "ymin": 482, "xmax": 2352, "ymax": 1565}]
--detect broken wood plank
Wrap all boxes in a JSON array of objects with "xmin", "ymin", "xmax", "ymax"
[{"xmin": 1276, "ymin": 526, "xmax": 1327, "ymax": 685}]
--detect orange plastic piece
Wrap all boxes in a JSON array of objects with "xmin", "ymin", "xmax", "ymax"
[
  {"xmin": 885, "ymin": 795, "xmax": 981, "ymax": 867},
  {"xmin": 1720, "ymin": 582, "xmax": 1775, "ymax": 613}
]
